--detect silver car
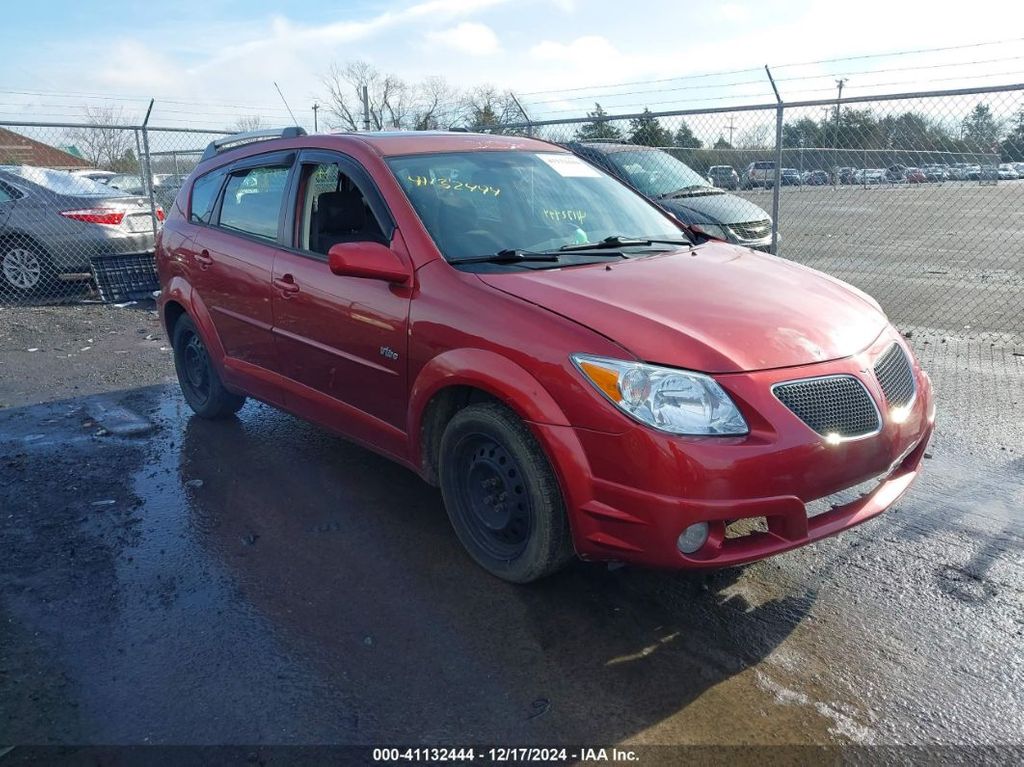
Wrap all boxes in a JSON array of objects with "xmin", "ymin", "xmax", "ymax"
[{"xmin": 0, "ymin": 166, "xmax": 161, "ymax": 294}]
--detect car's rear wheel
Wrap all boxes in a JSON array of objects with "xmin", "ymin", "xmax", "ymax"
[
  {"xmin": 172, "ymin": 314, "xmax": 246, "ymax": 419},
  {"xmin": 439, "ymin": 402, "xmax": 574, "ymax": 583},
  {"xmin": 0, "ymin": 242, "xmax": 50, "ymax": 295}
]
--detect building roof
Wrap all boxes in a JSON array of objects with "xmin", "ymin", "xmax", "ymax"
[{"xmin": 0, "ymin": 127, "xmax": 91, "ymax": 169}]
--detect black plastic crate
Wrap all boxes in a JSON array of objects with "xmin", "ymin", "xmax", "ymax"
[{"xmin": 90, "ymin": 252, "xmax": 159, "ymax": 303}]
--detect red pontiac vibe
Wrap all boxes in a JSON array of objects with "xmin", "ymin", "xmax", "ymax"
[{"xmin": 156, "ymin": 128, "xmax": 934, "ymax": 583}]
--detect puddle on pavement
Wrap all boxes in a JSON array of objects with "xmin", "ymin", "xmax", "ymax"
[{"xmin": 3, "ymin": 385, "xmax": 868, "ymax": 745}]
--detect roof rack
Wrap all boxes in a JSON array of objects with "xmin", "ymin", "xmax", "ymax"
[{"xmin": 201, "ymin": 126, "xmax": 307, "ymax": 161}]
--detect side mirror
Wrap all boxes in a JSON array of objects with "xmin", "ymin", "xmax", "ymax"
[{"xmin": 327, "ymin": 241, "xmax": 410, "ymax": 284}]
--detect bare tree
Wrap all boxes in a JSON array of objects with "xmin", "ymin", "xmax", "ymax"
[
  {"xmin": 231, "ymin": 115, "xmax": 266, "ymax": 132},
  {"xmin": 462, "ymin": 86, "xmax": 528, "ymax": 133},
  {"xmin": 322, "ymin": 60, "xmax": 414, "ymax": 131},
  {"xmin": 737, "ymin": 122, "xmax": 773, "ymax": 150},
  {"xmin": 412, "ymin": 76, "xmax": 467, "ymax": 130},
  {"xmin": 69, "ymin": 105, "xmax": 136, "ymax": 170}
]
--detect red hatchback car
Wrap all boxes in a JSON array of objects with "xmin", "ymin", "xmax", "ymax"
[{"xmin": 157, "ymin": 128, "xmax": 934, "ymax": 583}]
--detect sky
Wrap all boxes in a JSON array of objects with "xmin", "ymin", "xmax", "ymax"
[{"xmin": 1, "ymin": 0, "xmax": 1023, "ymax": 133}]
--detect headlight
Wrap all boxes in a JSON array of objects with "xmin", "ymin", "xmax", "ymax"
[
  {"xmin": 693, "ymin": 223, "xmax": 729, "ymax": 241},
  {"xmin": 571, "ymin": 354, "xmax": 749, "ymax": 436}
]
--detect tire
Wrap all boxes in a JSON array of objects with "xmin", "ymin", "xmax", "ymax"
[
  {"xmin": 171, "ymin": 314, "xmax": 246, "ymax": 419},
  {"xmin": 438, "ymin": 402, "xmax": 574, "ymax": 583},
  {"xmin": 0, "ymin": 240, "xmax": 51, "ymax": 295}
]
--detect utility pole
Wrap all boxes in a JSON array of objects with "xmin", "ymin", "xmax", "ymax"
[
  {"xmin": 834, "ymin": 78, "xmax": 848, "ymax": 146},
  {"xmin": 312, "ymin": 103, "xmax": 319, "ymax": 132},
  {"xmin": 726, "ymin": 116, "xmax": 735, "ymax": 146},
  {"xmin": 361, "ymin": 85, "xmax": 370, "ymax": 131},
  {"xmin": 833, "ymin": 78, "xmax": 848, "ymax": 181}
]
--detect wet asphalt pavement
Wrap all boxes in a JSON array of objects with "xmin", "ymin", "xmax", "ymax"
[{"xmin": 1, "ymin": 310, "xmax": 1022, "ymax": 749}]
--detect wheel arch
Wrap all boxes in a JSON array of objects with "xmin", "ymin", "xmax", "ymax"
[{"xmin": 409, "ymin": 349, "xmax": 572, "ymax": 485}]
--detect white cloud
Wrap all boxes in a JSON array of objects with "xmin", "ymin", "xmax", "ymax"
[
  {"xmin": 426, "ymin": 22, "xmax": 502, "ymax": 56},
  {"xmin": 715, "ymin": 3, "xmax": 749, "ymax": 23},
  {"xmin": 529, "ymin": 35, "xmax": 620, "ymax": 62}
]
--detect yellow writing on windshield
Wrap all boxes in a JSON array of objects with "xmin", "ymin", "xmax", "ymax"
[
  {"xmin": 406, "ymin": 175, "xmax": 501, "ymax": 197},
  {"xmin": 543, "ymin": 209, "xmax": 587, "ymax": 223}
]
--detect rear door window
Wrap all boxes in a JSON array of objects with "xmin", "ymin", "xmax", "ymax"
[
  {"xmin": 189, "ymin": 170, "xmax": 226, "ymax": 224},
  {"xmin": 216, "ymin": 166, "xmax": 290, "ymax": 240}
]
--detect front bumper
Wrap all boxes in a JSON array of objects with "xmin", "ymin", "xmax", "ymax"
[{"xmin": 535, "ymin": 330, "xmax": 934, "ymax": 569}]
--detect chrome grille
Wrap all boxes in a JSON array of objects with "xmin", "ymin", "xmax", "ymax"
[
  {"xmin": 773, "ymin": 375, "xmax": 881, "ymax": 439},
  {"xmin": 728, "ymin": 219, "xmax": 771, "ymax": 241},
  {"xmin": 874, "ymin": 343, "xmax": 916, "ymax": 408}
]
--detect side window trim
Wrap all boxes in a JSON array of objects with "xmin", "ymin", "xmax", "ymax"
[
  {"xmin": 208, "ymin": 151, "xmax": 298, "ymax": 245},
  {"xmin": 292, "ymin": 149, "xmax": 396, "ymax": 248}
]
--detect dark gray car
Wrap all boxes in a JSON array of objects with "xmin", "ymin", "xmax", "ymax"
[
  {"xmin": 0, "ymin": 166, "xmax": 160, "ymax": 294},
  {"xmin": 567, "ymin": 142, "xmax": 775, "ymax": 251}
]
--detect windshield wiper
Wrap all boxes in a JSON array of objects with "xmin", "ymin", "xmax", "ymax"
[
  {"xmin": 558, "ymin": 236, "xmax": 691, "ymax": 252},
  {"xmin": 449, "ymin": 249, "xmax": 562, "ymax": 265}
]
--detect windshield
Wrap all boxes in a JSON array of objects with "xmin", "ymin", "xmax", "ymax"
[
  {"xmin": 5, "ymin": 166, "xmax": 124, "ymax": 197},
  {"xmin": 604, "ymin": 149, "xmax": 712, "ymax": 198},
  {"xmin": 387, "ymin": 151, "xmax": 684, "ymax": 262}
]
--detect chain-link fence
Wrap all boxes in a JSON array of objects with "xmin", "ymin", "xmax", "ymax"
[
  {"xmin": 0, "ymin": 122, "xmax": 225, "ymax": 303},
  {"xmin": 498, "ymin": 84, "xmax": 1024, "ymax": 347}
]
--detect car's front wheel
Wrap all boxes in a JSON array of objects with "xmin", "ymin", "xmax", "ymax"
[
  {"xmin": 171, "ymin": 314, "xmax": 246, "ymax": 419},
  {"xmin": 439, "ymin": 402, "xmax": 574, "ymax": 583}
]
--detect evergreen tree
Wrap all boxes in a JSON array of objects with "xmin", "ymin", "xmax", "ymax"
[
  {"xmin": 627, "ymin": 109, "xmax": 673, "ymax": 146},
  {"xmin": 1001, "ymin": 106, "xmax": 1024, "ymax": 161},
  {"xmin": 962, "ymin": 103, "xmax": 1000, "ymax": 151},
  {"xmin": 672, "ymin": 120, "xmax": 703, "ymax": 149},
  {"xmin": 574, "ymin": 104, "xmax": 623, "ymax": 141}
]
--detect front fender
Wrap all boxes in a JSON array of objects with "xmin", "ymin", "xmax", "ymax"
[{"xmin": 408, "ymin": 348, "xmax": 571, "ymax": 432}]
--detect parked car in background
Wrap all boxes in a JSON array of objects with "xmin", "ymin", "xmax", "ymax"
[
  {"xmin": 854, "ymin": 168, "xmax": 887, "ymax": 185},
  {"xmin": 108, "ymin": 173, "xmax": 184, "ymax": 214},
  {"xmin": 885, "ymin": 164, "xmax": 908, "ymax": 183},
  {"xmin": 741, "ymin": 161, "xmax": 777, "ymax": 189},
  {"xmin": 157, "ymin": 127, "xmax": 934, "ymax": 583},
  {"xmin": 904, "ymin": 168, "xmax": 927, "ymax": 184},
  {"xmin": 946, "ymin": 164, "xmax": 968, "ymax": 181},
  {"xmin": 70, "ymin": 169, "xmax": 116, "ymax": 185},
  {"xmin": 921, "ymin": 165, "xmax": 947, "ymax": 182},
  {"xmin": 568, "ymin": 142, "xmax": 776, "ymax": 250},
  {"xmin": 964, "ymin": 164, "xmax": 982, "ymax": 180},
  {"xmin": 1012, "ymin": 162, "xmax": 1024, "ymax": 176},
  {"xmin": 802, "ymin": 170, "xmax": 829, "ymax": 185},
  {"xmin": 707, "ymin": 165, "xmax": 739, "ymax": 190},
  {"xmin": 837, "ymin": 167, "xmax": 857, "ymax": 185},
  {"xmin": 780, "ymin": 168, "xmax": 802, "ymax": 186},
  {"xmin": 997, "ymin": 163, "xmax": 1020, "ymax": 180},
  {"xmin": 0, "ymin": 165, "xmax": 162, "ymax": 293}
]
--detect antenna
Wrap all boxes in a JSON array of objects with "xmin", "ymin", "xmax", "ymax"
[{"xmin": 273, "ymin": 81, "xmax": 299, "ymax": 125}]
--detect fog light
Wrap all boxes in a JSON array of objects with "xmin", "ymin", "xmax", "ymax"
[{"xmin": 677, "ymin": 522, "xmax": 709, "ymax": 554}]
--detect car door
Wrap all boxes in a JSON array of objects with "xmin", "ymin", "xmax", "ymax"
[
  {"xmin": 270, "ymin": 150, "xmax": 412, "ymax": 442},
  {"xmin": 185, "ymin": 152, "xmax": 295, "ymax": 389},
  {"xmin": 0, "ymin": 181, "xmax": 17, "ymax": 228}
]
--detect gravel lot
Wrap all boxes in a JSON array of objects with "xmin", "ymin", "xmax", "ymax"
[{"xmin": 0, "ymin": 299, "xmax": 1021, "ymax": 753}]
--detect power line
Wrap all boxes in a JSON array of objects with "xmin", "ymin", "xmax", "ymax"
[{"xmin": 517, "ymin": 35, "xmax": 1024, "ymax": 99}]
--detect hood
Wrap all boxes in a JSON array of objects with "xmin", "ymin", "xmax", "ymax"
[
  {"xmin": 659, "ymin": 191, "xmax": 770, "ymax": 226},
  {"xmin": 477, "ymin": 245, "xmax": 887, "ymax": 374}
]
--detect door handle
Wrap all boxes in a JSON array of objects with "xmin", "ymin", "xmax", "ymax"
[
  {"xmin": 273, "ymin": 275, "xmax": 300, "ymax": 295},
  {"xmin": 194, "ymin": 250, "xmax": 213, "ymax": 269}
]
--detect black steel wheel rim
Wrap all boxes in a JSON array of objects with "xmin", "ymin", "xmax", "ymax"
[
  {"xmin": 452, "ymin": 433, "xmax": 532, "ymax": 560},
  {"xmin": 182, "ymin": 332, "xmax": 211, "ymax": 404}
]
